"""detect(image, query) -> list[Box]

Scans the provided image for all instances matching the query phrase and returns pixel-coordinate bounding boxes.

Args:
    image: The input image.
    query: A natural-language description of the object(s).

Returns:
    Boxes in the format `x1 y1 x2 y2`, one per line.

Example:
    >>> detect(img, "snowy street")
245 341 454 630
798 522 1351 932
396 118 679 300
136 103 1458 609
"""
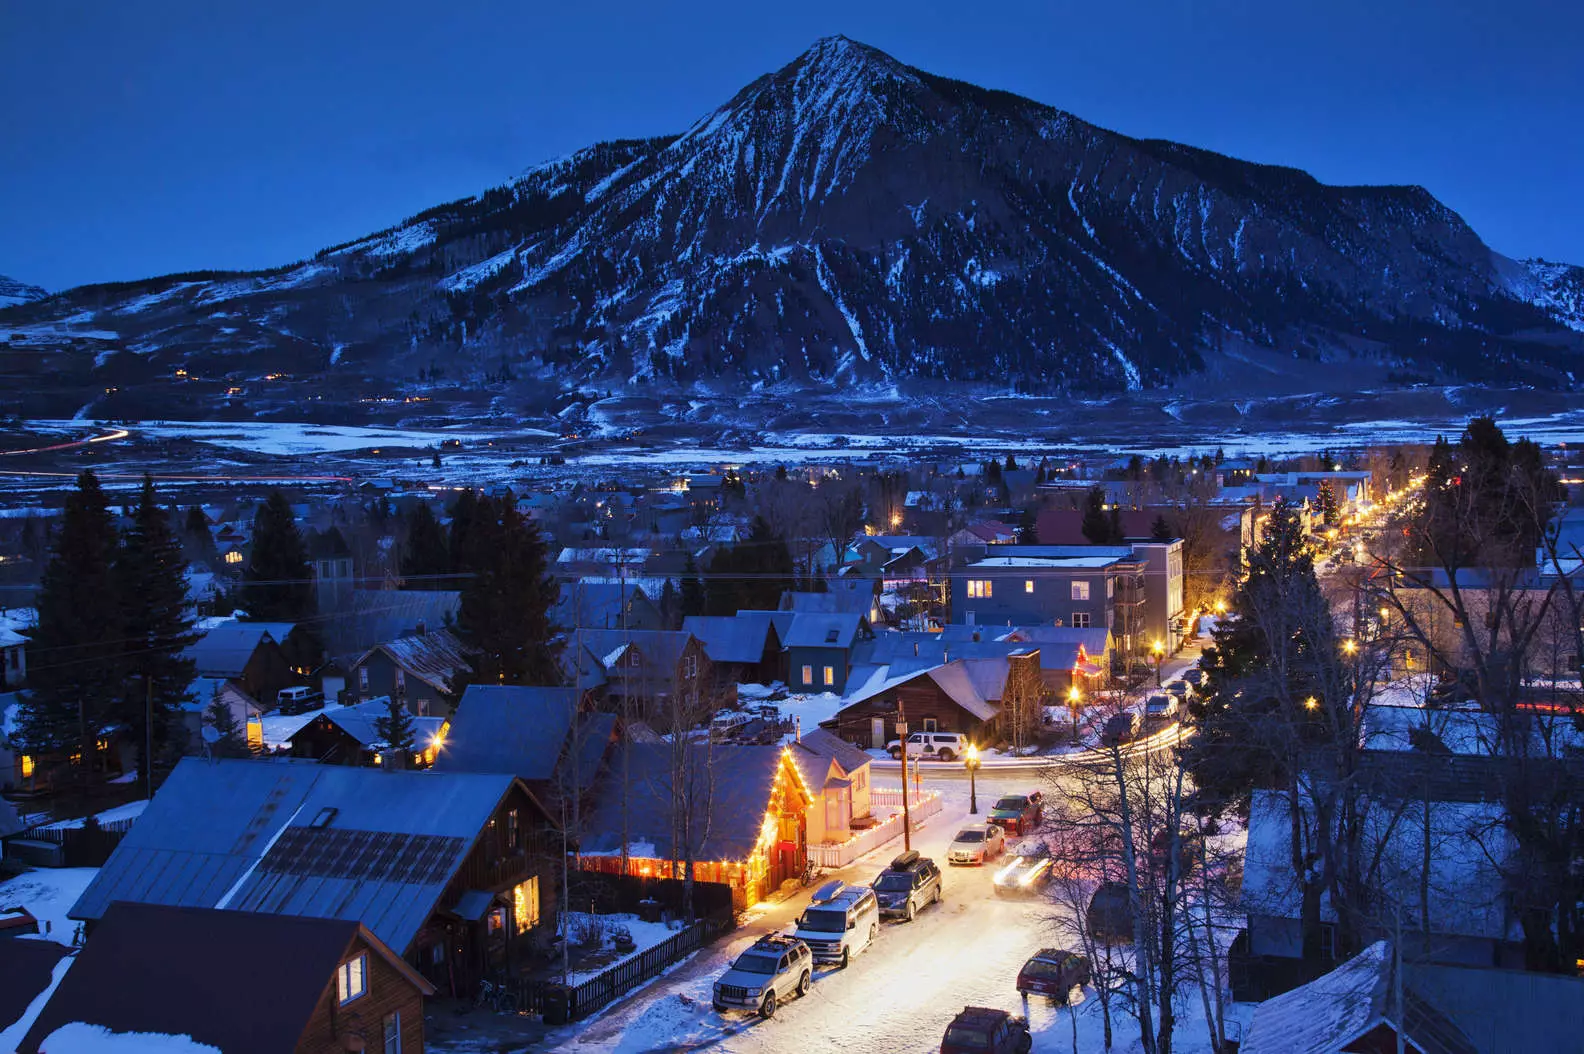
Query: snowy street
547 765 1189 1054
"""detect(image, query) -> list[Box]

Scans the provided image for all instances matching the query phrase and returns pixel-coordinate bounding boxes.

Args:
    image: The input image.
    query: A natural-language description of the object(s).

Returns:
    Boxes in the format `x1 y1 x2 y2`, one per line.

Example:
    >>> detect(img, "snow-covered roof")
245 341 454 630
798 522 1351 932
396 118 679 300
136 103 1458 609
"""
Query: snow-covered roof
967 555 1121 569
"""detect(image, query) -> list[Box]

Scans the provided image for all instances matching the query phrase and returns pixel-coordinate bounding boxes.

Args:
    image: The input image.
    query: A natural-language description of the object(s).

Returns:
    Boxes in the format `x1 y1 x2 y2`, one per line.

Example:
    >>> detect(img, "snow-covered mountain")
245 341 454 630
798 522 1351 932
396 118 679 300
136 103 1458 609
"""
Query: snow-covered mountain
0 274 46 309
2 36 1581 419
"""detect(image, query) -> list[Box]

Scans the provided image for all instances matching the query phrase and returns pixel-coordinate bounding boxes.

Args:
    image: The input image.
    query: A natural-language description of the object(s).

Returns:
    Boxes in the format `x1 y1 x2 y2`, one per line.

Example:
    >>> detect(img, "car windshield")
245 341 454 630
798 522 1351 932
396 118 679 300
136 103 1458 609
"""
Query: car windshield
874 873 914 892
797 908 846 932
731 952 780 974
954 829 985 843
1023 958 1065 979
993 797 1026 811
943 1025 991 1049
1015 841 1048 858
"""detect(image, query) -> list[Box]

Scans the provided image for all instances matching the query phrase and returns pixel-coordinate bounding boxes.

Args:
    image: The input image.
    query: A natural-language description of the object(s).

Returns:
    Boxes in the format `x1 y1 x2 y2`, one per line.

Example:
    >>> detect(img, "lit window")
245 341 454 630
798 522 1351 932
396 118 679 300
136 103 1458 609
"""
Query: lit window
1072 612 1091 628
1071 581 1090 601
823 666 835 687
1024 580 1034 594
383 1012 402 1054
20 754 34 779
967 579 993 599
507 808 520 850
513 876 540 930
683 654 698 679
337 954 367 1004
358 668 369 692
223 550 242 565
802 664 814 686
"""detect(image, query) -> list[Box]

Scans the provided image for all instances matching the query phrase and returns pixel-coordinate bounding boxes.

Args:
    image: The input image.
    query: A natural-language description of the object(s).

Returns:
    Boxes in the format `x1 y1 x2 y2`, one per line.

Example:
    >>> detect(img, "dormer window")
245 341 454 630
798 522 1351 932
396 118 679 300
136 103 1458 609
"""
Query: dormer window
825 629 840 644
310 807 337 829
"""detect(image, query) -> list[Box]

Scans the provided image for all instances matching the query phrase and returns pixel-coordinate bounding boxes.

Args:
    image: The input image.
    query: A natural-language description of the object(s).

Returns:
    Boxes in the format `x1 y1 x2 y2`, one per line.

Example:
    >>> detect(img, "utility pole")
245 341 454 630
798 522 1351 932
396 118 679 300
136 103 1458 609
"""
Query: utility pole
897 700 910 852
145 676 154 801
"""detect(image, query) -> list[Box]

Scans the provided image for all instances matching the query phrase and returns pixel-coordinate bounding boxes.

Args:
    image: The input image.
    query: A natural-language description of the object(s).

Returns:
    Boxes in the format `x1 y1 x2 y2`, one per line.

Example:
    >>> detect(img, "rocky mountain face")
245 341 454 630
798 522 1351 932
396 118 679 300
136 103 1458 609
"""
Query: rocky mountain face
0 275 46 310
2 37 1580 420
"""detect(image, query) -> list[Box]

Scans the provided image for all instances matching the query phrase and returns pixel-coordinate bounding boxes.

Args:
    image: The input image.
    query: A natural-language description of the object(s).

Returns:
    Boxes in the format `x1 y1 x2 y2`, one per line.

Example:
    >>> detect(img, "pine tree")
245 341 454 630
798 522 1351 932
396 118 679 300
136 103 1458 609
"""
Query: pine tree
658 578 681 630
373 694 417 768
20 471 124 795
1150 514 1174 542
241 491 313 621
116 475 198 788
400 500 450 588
1080 487 1113 544
206 697 249 758
1314 479 1338 526
454 493 561 686
680 552 706 618
448 489 481 574
182 505 217 568
1016 504 1040 543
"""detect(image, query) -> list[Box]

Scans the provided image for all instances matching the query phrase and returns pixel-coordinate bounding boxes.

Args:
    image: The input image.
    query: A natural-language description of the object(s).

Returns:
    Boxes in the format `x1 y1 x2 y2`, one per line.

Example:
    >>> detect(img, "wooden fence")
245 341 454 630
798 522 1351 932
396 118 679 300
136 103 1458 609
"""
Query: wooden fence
807 789 942 869
4 817 137 868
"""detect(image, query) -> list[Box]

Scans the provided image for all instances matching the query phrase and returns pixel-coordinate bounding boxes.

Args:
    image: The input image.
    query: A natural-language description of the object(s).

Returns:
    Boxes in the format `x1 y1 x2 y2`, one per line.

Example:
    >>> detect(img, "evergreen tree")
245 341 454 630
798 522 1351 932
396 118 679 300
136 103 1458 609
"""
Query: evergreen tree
704 517 794 615
1016 504 1040 543
400 501 450 588
20 471 124 794
1107 505 1124 544
241 491 313 621
1003 453 1018 471
182 506 216 567
205 697 249 758
116 475 198 789
657 578 681 630
373 695 417 768
1150 513 1174 542
1080 487 1113 544
680 552 706 618
454 493 561 686
448 489 482 574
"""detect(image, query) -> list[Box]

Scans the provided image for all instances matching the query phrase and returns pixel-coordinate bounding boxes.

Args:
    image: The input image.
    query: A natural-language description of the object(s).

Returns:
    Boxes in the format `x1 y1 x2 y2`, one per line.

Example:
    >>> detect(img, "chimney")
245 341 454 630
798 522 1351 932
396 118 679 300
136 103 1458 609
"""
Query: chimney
415 618 427 636
913 642 919 657
795 715 802 742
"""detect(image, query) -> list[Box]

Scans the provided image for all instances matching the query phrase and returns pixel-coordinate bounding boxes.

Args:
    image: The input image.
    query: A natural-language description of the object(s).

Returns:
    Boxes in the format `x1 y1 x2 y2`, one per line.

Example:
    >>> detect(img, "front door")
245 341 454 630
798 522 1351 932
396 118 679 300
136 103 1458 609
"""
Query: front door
870 717 886 748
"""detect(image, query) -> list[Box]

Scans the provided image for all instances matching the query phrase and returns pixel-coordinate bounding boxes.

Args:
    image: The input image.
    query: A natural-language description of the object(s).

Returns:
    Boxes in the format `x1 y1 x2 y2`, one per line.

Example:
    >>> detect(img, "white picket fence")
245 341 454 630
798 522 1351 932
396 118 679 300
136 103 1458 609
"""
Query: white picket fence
807 789 942 869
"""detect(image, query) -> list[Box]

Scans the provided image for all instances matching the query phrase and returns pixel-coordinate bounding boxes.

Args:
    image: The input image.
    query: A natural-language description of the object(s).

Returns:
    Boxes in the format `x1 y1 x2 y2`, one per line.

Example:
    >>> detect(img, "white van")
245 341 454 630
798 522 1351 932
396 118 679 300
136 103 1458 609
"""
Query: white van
790 880 880 968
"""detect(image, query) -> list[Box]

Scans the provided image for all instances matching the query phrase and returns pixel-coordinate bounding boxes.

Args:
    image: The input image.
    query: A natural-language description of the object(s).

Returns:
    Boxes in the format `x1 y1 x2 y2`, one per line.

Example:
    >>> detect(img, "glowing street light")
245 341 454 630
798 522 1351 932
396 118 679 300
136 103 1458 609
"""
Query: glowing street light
1151 639 1166 687
1304 696 1319 710
964 743 981 815
1343 639 1358 655
1067 685 1083 745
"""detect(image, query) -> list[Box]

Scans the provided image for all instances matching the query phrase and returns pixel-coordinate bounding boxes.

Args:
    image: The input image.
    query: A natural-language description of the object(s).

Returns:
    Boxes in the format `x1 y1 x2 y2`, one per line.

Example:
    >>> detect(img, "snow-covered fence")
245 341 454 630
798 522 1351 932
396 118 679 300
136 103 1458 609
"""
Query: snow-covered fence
807 790 942 869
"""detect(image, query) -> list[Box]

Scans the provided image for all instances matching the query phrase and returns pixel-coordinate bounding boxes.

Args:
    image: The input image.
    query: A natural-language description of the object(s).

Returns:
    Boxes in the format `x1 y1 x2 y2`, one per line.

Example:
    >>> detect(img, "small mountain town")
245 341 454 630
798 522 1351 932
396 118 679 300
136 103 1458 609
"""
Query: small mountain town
2 6 1583 1054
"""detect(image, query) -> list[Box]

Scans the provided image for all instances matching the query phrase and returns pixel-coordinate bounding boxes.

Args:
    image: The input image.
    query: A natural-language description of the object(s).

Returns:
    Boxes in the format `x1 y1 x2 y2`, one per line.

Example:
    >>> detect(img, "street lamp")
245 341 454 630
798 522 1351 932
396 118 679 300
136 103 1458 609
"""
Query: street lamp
1067 685 1083 745
964 743 981 814
1151 639 1166 687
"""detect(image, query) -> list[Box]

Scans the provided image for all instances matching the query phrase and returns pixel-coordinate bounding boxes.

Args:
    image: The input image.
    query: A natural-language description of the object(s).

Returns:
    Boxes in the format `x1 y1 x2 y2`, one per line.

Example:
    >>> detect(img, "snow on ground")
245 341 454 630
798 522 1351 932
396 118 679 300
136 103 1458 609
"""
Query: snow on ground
560 912 688 985
19 420 530 456
37 1023 220 1053
768 692 845 731
0 868 96 944
40 800 150 831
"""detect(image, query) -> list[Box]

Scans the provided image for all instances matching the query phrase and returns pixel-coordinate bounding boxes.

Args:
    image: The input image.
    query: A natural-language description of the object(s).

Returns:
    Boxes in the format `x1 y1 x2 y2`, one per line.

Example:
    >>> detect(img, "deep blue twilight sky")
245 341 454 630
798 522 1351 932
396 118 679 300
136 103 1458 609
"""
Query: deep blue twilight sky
3 0 1580 291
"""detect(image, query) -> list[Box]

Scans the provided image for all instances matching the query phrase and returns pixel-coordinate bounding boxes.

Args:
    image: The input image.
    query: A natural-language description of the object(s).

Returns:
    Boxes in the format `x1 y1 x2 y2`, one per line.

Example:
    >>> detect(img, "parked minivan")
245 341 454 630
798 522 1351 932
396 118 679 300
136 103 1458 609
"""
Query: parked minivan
276 686 324 714
791 880 880 968
886 731 967 762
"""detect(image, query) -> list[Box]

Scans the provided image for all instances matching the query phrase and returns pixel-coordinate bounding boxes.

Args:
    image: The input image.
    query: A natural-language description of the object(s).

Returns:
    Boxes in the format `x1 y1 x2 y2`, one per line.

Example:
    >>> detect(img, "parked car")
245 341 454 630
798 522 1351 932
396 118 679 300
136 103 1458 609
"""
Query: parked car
872 849 943 922
1016 948 1091 1003
1182 668 1207 689
276 686 323 714
992 839 1054 895
947 823 1006 866
712 934 813 1018
1164 678 1193 699
790 880 880 969
987 791 1043 835
940 1006 1032 1054
887 731 967 762
1145 694 1179 720
1100 712 1142 746
1087 881 1133 942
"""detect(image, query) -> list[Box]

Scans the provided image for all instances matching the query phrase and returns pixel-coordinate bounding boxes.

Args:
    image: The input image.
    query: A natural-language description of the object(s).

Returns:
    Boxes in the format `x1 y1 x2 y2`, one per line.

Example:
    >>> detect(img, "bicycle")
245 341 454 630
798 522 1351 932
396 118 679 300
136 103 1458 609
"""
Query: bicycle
800 859 825 888
474 977 518 1014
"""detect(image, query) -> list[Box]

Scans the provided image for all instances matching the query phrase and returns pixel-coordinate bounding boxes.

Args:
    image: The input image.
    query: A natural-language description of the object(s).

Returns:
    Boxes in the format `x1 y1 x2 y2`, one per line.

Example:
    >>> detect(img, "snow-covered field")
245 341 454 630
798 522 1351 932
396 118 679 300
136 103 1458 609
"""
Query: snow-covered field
0 867 96 944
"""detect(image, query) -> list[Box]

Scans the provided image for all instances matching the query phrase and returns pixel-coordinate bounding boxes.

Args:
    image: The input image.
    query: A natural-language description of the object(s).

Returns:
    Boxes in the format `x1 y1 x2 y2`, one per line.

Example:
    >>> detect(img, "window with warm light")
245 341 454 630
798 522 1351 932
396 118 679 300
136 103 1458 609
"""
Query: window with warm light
223 550 242 565
822 666 835 687
967 579 992 599
513 876 540 931
20 754 34 779
801 664 814 685
337 954 367 1004
1024 580 1034 594
1071 580 1090 601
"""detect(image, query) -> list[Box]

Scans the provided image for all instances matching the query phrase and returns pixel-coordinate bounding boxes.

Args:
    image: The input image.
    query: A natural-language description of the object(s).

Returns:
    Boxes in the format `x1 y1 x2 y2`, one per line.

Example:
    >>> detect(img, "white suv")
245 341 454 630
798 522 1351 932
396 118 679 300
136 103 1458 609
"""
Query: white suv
886 731 967 761
791 880 880 968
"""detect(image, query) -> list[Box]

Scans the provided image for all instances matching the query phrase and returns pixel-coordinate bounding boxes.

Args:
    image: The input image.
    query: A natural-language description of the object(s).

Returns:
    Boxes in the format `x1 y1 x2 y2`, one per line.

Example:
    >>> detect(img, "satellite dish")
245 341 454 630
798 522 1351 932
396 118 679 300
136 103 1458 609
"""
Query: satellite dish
201 726 221 744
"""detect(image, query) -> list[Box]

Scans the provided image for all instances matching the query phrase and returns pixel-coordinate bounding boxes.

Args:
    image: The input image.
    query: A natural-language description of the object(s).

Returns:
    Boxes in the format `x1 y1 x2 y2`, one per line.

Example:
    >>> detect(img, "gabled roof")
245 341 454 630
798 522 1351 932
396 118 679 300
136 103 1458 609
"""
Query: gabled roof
301 698 446 750
681 613 778 665
358 627 472 694
780 585 875 616
784 612 865 649
69 758 524 956
582 745 802 861
1241 941 1476 1054
20 903 431 1054
431 685 581 782
840 659 999 722
576 629 695 674
553 580 655 631
1006 625 1112 657
182 623 283 677
796 727 871 774
321 589 461 660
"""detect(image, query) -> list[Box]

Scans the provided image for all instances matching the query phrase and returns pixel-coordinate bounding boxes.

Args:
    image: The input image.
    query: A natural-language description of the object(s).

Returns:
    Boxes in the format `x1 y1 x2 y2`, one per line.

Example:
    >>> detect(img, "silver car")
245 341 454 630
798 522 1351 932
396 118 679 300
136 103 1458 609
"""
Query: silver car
712 935 813 1018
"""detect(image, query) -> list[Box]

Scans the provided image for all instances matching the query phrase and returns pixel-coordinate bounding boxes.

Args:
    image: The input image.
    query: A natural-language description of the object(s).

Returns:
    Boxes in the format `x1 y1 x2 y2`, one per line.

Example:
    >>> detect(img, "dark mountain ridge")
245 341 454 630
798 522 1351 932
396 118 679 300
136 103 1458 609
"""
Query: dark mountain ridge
2 36 1580 422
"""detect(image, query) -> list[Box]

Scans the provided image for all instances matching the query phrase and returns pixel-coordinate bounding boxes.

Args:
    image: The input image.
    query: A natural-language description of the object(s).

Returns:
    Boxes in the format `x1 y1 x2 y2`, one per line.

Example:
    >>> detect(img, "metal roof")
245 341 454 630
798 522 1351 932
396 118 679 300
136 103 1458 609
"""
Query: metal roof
315 698 447 749
430 684 580 782
182 623 284 677
795 728 871 775
70 758 517 956
681 613 778 665
358 627 472 694
784 612 865 649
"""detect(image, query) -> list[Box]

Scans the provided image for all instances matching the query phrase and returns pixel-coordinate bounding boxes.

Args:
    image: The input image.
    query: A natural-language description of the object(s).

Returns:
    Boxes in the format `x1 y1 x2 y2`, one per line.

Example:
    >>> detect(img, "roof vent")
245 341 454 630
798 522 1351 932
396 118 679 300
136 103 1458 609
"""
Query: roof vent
825 628 840 643
310 807 338 829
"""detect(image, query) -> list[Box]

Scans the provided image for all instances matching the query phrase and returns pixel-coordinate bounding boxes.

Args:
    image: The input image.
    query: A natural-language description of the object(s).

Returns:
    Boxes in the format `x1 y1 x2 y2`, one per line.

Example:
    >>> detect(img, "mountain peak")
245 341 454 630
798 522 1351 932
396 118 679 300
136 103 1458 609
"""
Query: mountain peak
0 274 47 310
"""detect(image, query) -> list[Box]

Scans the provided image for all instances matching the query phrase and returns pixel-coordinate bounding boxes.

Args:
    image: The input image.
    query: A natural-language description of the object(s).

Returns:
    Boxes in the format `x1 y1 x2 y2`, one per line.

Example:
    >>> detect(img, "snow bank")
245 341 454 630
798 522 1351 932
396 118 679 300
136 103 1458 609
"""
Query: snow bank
39 1023 221 1053
0 869 98 945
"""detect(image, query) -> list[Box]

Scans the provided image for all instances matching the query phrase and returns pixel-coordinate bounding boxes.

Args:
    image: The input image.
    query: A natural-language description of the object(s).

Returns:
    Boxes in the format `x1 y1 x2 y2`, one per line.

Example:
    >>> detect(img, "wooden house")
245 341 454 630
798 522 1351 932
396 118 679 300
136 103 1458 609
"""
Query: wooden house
286 697 448 767
787 727 874 846
827 651 1043 749
783 612 872 694
352 626 472 716
578 744 811 909
183 621 297 704
681 612 785 685
69 759 561 998
562 630 714 720
20 903 433 1054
